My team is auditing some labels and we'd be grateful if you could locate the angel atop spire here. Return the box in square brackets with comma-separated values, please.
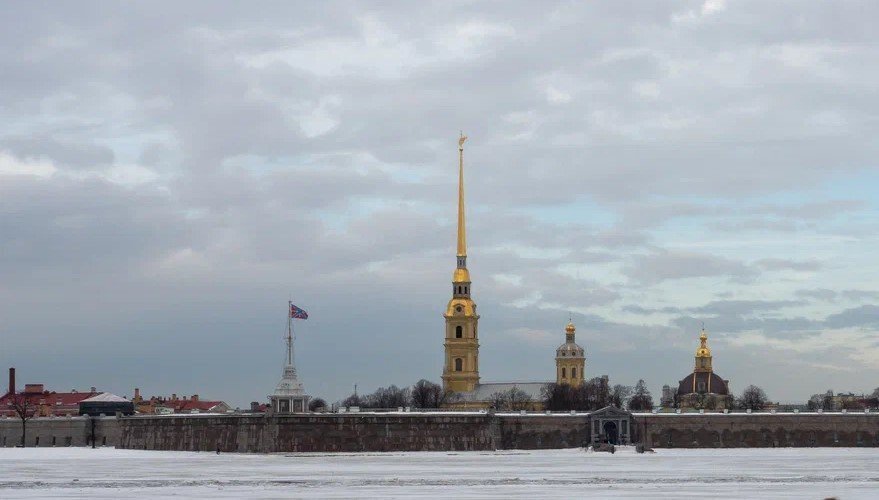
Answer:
[458, 131, 467, 149]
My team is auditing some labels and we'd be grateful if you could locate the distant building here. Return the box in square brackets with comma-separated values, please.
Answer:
[808, 390, 872, 411]
[79, 392, 134, 416]
[132, 389, 230, 414]
[0, 367, 100, 417]
[677, 329, 732, 409]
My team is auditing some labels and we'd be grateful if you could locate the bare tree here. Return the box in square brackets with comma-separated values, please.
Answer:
[507, 387, 532, 411]
[410, 379, 447, 408]
[488, 391, 508, 411]
[10, 393, 38, 447]
[738, 385, 768, 411]
[542, 383, 576, 411]
[363, 385, 410, 408]
[341, 392, 363, 408]
[308, 398, 327, 412]
[628, 379, 654, 411]
[610, 384, 632, 408]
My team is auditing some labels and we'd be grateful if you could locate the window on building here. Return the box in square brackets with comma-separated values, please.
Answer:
[561, 367, 566, 379]
[697, 381, 706, 392]
[455, 358, 463, 371]
[572, 368, 577, 379]
[464, 286, 468, 294]
[455, 326, 463, 338]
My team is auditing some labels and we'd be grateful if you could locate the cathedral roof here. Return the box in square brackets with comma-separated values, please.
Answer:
[556, 343, 584, 357]
[677, 371, 729, 396]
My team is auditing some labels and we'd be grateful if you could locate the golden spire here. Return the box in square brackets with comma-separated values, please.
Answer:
[457, 132, 467, 258]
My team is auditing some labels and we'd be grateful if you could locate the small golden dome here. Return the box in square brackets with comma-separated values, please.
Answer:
[695, 328, 711, 357]
[452, 267, 471, 283]
[565, 321, 576, 334]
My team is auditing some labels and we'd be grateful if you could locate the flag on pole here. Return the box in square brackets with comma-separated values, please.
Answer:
[289, 303, 308, 319]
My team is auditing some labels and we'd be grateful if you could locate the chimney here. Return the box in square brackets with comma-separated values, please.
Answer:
[134, 388, 141, 401]
[192, 394, 198, 401]
[172, 393, 177, 401]
[7, 367, 14, 395]
[250, 401, 259, 412]
[90, 387, 96, 394]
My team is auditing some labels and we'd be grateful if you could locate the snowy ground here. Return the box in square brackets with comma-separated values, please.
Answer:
[1, 447, 878, 499]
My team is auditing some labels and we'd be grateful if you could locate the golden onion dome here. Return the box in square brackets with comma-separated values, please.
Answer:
[565, 321, 576, 334]
[695, 328, 712, 357]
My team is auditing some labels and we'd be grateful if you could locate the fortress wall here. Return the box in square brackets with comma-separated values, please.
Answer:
[496, 415, 591, 449]
[6, 412, 873, 452]
[0, 416, 119, 448]
[636, 413, 879, 448]
[118, 413, 499, 453]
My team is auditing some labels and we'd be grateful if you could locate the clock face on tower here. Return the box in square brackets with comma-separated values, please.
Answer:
[455, 305, 463, 313]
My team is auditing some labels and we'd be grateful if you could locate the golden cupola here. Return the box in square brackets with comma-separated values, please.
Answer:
[694, 327, 713, 372]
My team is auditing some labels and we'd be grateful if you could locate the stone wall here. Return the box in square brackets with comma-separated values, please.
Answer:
[496, 415, 591, 449]
[636, 413, 879, 448]
[8, 412, 878, 452]
[119, 413, 498, 452]
[0, 416, 119, 448]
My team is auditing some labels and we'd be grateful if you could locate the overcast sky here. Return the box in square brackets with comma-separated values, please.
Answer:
[2, 1, 878, 407]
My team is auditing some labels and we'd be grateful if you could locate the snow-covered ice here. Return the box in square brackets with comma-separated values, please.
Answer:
[1, 446, 878, 498]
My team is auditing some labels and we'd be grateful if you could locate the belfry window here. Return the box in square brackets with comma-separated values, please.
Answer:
[455, 326, 463, 338]
[697, 381, 707, 392]
[572, 368, 577, 379]
[455, 358, 463, 371]
[561, 367, 566, 379]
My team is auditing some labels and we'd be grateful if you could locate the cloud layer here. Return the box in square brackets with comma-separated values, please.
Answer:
[2, 1, 878, 405]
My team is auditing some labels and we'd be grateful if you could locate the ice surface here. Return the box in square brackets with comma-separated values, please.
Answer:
[1, 447, 878, 498]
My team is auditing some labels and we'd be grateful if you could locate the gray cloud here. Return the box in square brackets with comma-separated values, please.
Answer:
[624, 250, 757, 285]
[2, 1, 879, 405]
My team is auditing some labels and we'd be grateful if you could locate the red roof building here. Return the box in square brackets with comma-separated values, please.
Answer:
[132, 388, 231, 414]
[1, 368, 100, 417]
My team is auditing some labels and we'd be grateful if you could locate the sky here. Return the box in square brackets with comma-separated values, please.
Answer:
[1, 1, 878, 407]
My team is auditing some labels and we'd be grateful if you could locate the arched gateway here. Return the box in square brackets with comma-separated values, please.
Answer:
[590, 406, 634, 445]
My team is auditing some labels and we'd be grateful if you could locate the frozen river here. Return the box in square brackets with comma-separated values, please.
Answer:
[1, 447, 878, 498]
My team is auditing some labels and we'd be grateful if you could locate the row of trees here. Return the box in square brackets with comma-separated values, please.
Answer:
[542, 377, 655, 412]
[336, 379, 879, 413]
[338, 379, 451, 409]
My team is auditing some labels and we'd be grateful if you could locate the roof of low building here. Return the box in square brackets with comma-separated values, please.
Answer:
[163, 399, 227, 412]
[456, 382, 551, 402]
[80, 392, 129, 403]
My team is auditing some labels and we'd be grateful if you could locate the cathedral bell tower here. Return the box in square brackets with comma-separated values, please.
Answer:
[442, 133, 480, 393]
[555, 321, 585, 387]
